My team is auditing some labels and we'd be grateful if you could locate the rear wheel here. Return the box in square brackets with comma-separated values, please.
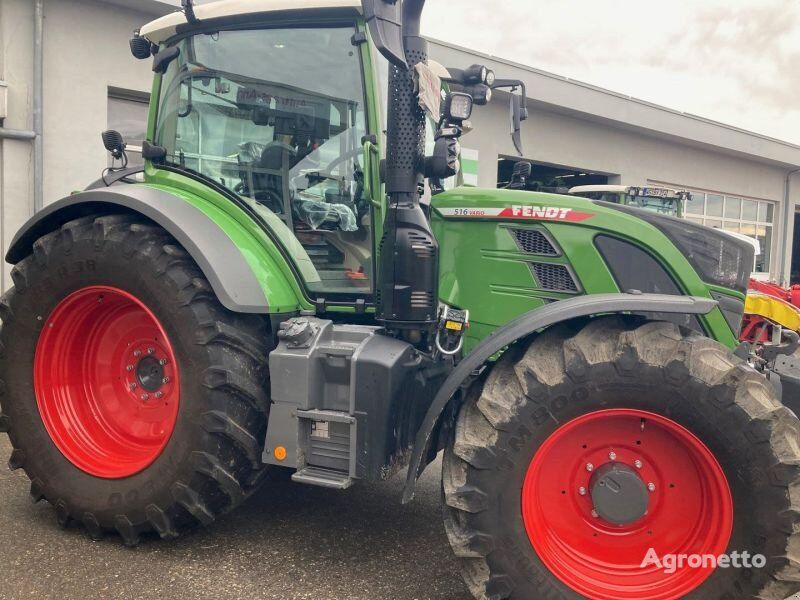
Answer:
[0, 214, 272, 544]
[443, 316, 800, 600]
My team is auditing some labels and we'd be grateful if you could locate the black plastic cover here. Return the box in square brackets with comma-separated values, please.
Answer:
[376, 202, 439, 326]
[353, 335, 446, 480]
[595, 235, 705, 333]
[597, 202, 753, 294]
[710, 291, 746, 336]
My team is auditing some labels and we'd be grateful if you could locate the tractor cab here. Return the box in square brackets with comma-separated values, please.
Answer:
[145, 14, 375, 297]
[568, 184, 689, 217]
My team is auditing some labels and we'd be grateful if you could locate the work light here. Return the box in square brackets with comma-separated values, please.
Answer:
[446, 92, 474, 122]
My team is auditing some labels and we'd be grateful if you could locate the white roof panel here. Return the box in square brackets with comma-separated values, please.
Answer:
[141, 0, 362, 43]
[568, 185, 629, 194]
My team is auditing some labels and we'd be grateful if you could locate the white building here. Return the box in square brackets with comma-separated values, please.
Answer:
[1, 0, 799, 292]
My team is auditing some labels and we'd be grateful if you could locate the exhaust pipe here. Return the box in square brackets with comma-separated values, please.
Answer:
[364, 0, 439, 330]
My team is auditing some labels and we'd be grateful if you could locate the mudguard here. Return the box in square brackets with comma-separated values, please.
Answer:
[6, 186, 270, 313]
[401, 292, 718, 503]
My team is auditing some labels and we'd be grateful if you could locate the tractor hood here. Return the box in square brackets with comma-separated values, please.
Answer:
[430, 186, 745, 350]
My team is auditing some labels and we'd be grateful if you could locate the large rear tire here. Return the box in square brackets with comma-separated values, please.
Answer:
[0, 215, 272, 544]
[443, 316, 800, 599]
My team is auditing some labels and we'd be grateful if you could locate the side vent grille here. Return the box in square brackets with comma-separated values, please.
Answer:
[408, 232, 435, 259]
[410, 291, 434, 308]
[531, 263, 579, 293]
[510, 229, 558, 256]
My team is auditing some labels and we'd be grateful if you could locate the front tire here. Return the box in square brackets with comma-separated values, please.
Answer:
[443, 316, 800, 599]
[0, 214, 272, 544]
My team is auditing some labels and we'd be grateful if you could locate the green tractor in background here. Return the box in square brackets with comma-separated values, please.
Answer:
[567, 184, 691, 217]
[1, 1, 799, 598]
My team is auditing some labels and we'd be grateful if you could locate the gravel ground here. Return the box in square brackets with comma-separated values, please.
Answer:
[0, 435, 469, 600]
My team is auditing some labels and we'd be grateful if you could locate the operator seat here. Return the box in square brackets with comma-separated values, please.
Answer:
[257, 142, 295, 222]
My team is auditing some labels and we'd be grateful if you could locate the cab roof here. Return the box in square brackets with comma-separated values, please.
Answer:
[568, 184, 686, 197]
[140, 0, 363, 44]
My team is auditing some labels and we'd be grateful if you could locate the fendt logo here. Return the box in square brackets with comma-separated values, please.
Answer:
[501, 205, 594, 222]
[438, 206, 595, 222]
[510, 205, 572, 219]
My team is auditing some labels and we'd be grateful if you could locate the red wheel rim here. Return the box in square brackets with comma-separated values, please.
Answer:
[34, 286, 180, 479]
[521, 409, 732, 600]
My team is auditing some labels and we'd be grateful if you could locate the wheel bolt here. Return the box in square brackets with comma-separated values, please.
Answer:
[634, 459, 643, 469]
[140, 393, 150, 401]
[147, 347, 155, 355]
[126, 365, 134, 372]
[129, 383, 137, 390]
[155, 392, 163, 399]
[162, 377, 170, 384]
[578, 486, 586, 496]
[586, 463, 594, 472]
[159, 359, 168, 366]
[591, 509, 598, 518]
[608, 451, 616, 461]
[133, 350, 142, 358]
[648, 482, 656, 492]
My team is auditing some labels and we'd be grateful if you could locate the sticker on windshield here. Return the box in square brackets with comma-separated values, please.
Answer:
[437, 206, 594, 222]
[641, 187, 671, 198]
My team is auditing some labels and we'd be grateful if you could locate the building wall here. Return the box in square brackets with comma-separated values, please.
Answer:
[0, 0, 158, 293]
[0, 0, 36, 293]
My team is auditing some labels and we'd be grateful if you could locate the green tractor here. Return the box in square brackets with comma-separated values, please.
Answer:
[1, 1, 799, 598]
[567, 184, 691, 218]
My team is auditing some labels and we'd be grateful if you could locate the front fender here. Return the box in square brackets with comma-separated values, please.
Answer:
[6, 185, 300, 314]
[401, 292, 718, 503]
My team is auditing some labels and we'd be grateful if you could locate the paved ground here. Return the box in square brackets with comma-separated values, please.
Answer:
[0, 435, 469, 600]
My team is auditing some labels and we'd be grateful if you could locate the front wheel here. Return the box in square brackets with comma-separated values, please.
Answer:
[443, 316, 800, 600]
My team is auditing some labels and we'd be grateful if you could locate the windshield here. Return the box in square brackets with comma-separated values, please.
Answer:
[626, 195, 680, 217]
[156, 26, 374, 296]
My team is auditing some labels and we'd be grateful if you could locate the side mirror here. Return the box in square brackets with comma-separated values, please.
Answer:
[362, 0, 407, 68]
[101, 130, 127, 160]
[506, 161, 532, 189]
[510, 95, 524, 156]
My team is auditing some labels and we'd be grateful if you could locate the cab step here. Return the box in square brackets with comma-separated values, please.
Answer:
[291, 466, 353, 490]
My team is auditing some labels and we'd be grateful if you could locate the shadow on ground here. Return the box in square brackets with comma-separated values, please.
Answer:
[0, 435, 469, 599]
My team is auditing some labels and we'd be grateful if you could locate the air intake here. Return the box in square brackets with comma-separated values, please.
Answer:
[510, 229, 558, 256]
[531, 263, 579, 293]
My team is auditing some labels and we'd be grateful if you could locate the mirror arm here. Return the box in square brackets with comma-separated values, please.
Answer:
[492, 79, 528, 120]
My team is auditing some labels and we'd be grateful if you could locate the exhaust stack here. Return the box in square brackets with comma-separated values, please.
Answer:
[364, 0, 439, 330]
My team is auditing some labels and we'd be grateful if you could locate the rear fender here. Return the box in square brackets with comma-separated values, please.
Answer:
[401, 293, 718, 503]
[6, 185, 302, 314]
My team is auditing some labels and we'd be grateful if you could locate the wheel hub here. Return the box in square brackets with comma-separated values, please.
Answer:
[590, 462, 649, 525]
[135, 355, 166, 392]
